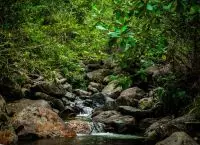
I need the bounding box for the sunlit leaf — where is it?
[96,25,108,31]
[147,3,153,11]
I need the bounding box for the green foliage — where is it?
[108,74,132,89]
[0,0,108,87]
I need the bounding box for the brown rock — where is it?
[66,120,92,134]
[0,130,18,145]
[7,99,51,116]
[156,132,199,145]
[11,105,76,139]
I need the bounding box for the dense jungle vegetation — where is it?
[0,0,200,114]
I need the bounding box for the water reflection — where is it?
[18,134,146,145]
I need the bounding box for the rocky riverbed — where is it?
[0,61,200,145]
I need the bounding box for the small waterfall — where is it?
[77,107,93,118]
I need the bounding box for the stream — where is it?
[17,100,148,145]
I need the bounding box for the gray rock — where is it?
[63,82,73,92]
[65,92,76,101]
[116,87,145,107]
[87,69,111,83]
[34,92,65,111]
[7,99,51,116]
[89,82,103,90]
[31,81,67,98]
[102,81,122,99]
[92,110,135,133]
[90,93,116,110]
[88,85,99,93]
[61,97,71,106]
[145,114,199,140]
[156,132,199,145]
[74,89,92,99]
[117,106,151,119]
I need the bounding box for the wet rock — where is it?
[31,81,67,98]
[102,81,122,99]
[156,132,199,145]
[138,97,154,110]
[65,92,76,101]
[61,97,70,106]
[59,106,77,120]
[74,89,91,99]
[83,99,93,107]
[11,104,76,139]
[92,110,135,133]
[90,93,116,110]
[117,106,151,119]
[34,92,65,111]
[63,82,73,92]
[66,120,92,134]
[116,87,145,107]
[87,69,111,83]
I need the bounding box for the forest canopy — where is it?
[0,0,199,111]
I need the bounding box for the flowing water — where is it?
[18,101,149,145]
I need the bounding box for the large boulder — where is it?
[102,81,122,99]
[31,81,67,98]
[117,106,151,119]
[66,120,92,134]
[11,102,76,139]
[86,69,111,83]
[34,92,65,111]
[74,89,91,99]
[156,132,199,145]
[145,114,199,140]
[90,93,116,110]
[116,87,145,107]
[92,110,135,133]
[7,99,51,116]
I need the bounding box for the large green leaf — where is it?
[147,3,153,11]
[96,25,108,31]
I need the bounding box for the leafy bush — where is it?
[0,0,108,87]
